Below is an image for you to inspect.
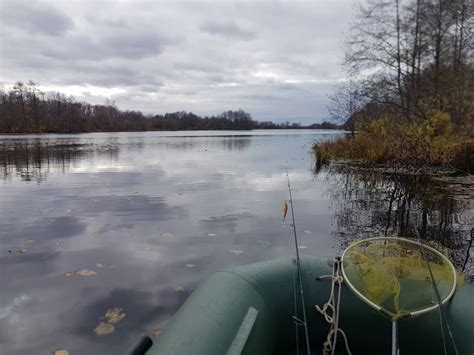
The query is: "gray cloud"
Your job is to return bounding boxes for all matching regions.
[40,31,167,61]
[0,0,73,36]
[201,21,255,40]
[0,0,354,123]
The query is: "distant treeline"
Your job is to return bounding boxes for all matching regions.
[0,82,339,133]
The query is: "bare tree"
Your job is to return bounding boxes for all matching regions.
[327,79,365,137]
[333,0,473,125]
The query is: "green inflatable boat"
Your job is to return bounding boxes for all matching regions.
[127,240,473,355]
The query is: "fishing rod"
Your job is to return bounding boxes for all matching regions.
[285,168,311,355]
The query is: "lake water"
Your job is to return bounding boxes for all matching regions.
[0,130,472,355]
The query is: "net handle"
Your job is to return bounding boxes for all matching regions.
[340,237,458,318]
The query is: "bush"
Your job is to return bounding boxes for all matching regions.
[313,113,474,173]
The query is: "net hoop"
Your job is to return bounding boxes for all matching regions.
[341,237,457,318]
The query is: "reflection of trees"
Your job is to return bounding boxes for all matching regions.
[219,137,251,151]
[155,136,252,152]
[0,135,253,184]
[0,140,93,183]
[319,163,473,277]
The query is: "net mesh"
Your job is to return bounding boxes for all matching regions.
[342,237,457,320]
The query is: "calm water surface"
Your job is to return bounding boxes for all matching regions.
[0,130,341,354]
[0,130,472,354]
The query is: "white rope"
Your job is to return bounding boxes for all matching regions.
[315,258,352,355]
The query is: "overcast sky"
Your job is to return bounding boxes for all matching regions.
[0,0,354,123]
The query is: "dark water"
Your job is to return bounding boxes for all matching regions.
[323,164,473,275]
[0,130,472,355]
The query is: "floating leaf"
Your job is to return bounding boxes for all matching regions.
[96,263,114,268]
[262,240,273,246]
[64,272,75,277]
[298,245,308,250]
[186,264,196,268]
[39,208,51,215]
[76,269,97,276]
[283,201,288,220]
[105,308,125,324]
[207,233,217,237]
[174,286,185,292]
[24,240,34,244]
[230,249,244,256]
[53,349,69,355]
[303,230,312,234]
[151,328,162,337]
[162,233,174,238]
[16,248,27,254]
[94,322,115,336]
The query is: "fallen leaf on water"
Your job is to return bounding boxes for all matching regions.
[96,263,114,268]
[105,308,126,324]
[64,272,75,277]
[186,264,196,268]
[162,233,174,238]
[174,286,185,292]
[94,322,115,336]
[24,240,34,244]
[76,269,97,276]
[151,329,162,337]
[298,245,308,250]
[39,208,51,215]
[16,248,27,254]
[53,349,69,355]
[207,233,217,237]
[230,249,244,256]
[262,240,273,246]
[303,230,312,234]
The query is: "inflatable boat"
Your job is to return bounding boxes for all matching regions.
[128,248,473,354]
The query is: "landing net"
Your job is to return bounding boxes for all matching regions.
[341,237,457,320]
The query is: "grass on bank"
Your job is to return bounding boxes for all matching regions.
[313,113,474,174]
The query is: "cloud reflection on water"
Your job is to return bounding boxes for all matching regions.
[0,130,346,354]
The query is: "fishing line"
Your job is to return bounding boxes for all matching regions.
[412,224,459,355]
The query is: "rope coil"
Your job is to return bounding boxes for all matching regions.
[316,258,352,355]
